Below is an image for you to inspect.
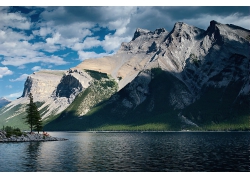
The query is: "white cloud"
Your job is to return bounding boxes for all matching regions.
[73,37,102,51]
[55,23,92,39]
[37,27,53,37]
[6,91,22,100]
[0,37,42,58]
[0,10,31,30]
[0,28,32,43]
[5,85,12,88]
[46,32,61,44]
[0,67,13,78]
[32,66,41,71]
[78,51,111,61]
[2,55,67,67]
[102,34,132,52]
[10,74,29,82]
[73,34,132,53]
[18,65,26,69]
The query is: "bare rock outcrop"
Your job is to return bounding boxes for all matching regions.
[0,130,67,142]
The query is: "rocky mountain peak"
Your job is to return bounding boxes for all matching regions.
[0,97,11,108]
[0,97,10,101]
[153,28,167,35]
[205,20,222,42]
[132,28,151,41]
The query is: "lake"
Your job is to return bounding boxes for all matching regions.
[0,131,249,172]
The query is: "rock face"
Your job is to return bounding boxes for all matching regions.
[22,70,64,99]
[0,98,11,108]
[1,20,249,131]
[0,69,93,128]
[76,20,249,106]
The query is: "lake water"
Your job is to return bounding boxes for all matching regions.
[0,132,249,172]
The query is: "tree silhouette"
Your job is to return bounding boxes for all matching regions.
[25,93,43,133]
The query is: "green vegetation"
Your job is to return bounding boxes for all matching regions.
[182,81,250,131]
[189,53,200,67]
[0,104,28,130]
[24,93,43,133]
[84,70,109,80]
[246,35,250,41]
[2,126,23,138]
[0,100,45,131]
[94,123,169,131]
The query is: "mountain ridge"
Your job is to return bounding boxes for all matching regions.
[0,20,249,131]
[0,97,11,108]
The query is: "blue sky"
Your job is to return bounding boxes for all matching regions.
[0,2,249,100]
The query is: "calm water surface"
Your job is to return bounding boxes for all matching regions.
[0,132,249,172]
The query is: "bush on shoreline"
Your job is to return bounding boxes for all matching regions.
[2,126,23,138]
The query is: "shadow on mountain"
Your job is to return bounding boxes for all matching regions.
[44,65,249,131]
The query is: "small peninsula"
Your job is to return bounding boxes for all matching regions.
[0,130,67,142]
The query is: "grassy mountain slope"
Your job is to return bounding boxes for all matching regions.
[0,102,45,130]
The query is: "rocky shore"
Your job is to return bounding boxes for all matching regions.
[0,130,67,142]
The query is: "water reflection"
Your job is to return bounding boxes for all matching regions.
[1,132,249,172]
[22,142,41,171]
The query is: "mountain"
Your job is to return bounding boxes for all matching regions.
[0,98,11,108]
[0,20,249,131]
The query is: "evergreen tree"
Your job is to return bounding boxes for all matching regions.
[25,93,43,133]
[34,110,43,134]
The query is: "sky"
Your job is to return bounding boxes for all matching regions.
[0,1,249,100]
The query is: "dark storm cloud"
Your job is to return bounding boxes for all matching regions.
[36,6,249,35]
[130,6,249,30]
[155,6,249,19]
[40,6,137,26]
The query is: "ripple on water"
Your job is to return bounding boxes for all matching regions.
[0,132,249,172]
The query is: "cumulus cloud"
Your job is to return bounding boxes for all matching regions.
[31,66,41,71]
[102,34,132,52]
[0,8,31,30]
[2,55,67,66]
[72,37,102,51]
[18,65,26,69]
[5,85,12,88]
[0,67,13,78]
[78,51,112,61]
[10,74,29,82]
[73,34,132,53]
[5,91,22,99]
[46,32,61,44]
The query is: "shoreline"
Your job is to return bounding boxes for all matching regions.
[47,130,250,133]
[0,131,67,142]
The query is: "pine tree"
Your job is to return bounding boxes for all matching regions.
[34,109,43,134]
[25,93,43,133]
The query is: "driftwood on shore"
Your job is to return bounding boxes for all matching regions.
[0,130,67,142]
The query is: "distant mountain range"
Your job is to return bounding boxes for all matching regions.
[0,98,11,109]
[0,20,249,131]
